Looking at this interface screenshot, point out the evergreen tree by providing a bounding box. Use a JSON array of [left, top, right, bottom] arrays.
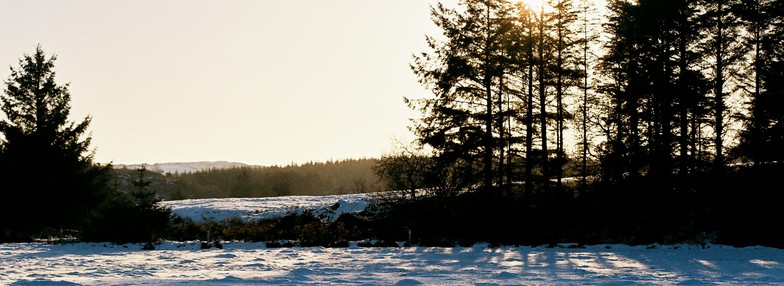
[[521, 3, 538, 199], [549, 0, 581, 188], [230, 168, 253, 197], [83, 166, 171, 243], [598, 0, 713, 192], [517, 3, 537, 198], [673, 0, 711, 182], [0, 46, 110, 240], [576, 0, 602, 191], [699, 0, 746, 170], [737, 0, 784, 164], [536, 2, 552, 193], [409, 0, 515, 195], [131, 166, 160, 208], [599, 0, 646, 186]]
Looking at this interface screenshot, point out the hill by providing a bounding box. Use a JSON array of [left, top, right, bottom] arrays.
[[113, 161, 255, 174]]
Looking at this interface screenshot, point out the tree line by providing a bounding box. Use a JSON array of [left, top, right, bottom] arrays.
[[373, 0, 784, 246], [112, 159, 381, 200], [402, 0, 784, 196]]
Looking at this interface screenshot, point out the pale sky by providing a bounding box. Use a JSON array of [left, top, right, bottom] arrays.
[[1, 0, 445, 166]]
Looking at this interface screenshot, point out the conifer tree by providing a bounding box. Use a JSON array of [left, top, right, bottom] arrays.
[[737, 0, 784, 164], [0, 46, 109, 238], [700, 0, 745, 170], [576, 0, 601, 191], [410, 0, 515, 195], [549, 0, 581, 188]]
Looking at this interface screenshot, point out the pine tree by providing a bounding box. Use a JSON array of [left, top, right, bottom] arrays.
[[599, 0, 646, 186], [0, 46, 109, 239], [576, 0, 601, 191], [516, 2, 538, 199], [737, 0, 784, 164], [409, 0, 515, 195], [699, 0, 745, 170], [549, 0, 581, 189]]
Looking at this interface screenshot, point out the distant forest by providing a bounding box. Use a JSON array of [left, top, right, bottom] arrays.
[[111, 159, 381, 200]]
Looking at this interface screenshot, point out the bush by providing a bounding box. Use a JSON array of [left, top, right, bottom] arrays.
[[81, 190, 172, 243]]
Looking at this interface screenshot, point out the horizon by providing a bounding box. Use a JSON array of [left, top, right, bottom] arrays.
[[109, 157, 379, 167], [0, 1, 453, 166]]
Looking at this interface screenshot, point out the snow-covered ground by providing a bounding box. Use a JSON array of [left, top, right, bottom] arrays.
[[2, 242, 784, 285], [3, 194, 784, 285], [161, 193, 372, 222]]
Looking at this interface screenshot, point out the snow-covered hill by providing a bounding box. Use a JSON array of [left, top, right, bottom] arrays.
[[113, 161, 259, 174], [162, 193, 372, 222]]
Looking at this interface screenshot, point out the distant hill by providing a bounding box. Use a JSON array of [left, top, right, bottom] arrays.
[[113, 161, 259, 174]]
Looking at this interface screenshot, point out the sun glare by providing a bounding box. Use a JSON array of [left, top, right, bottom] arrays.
[[518, 0, 546, 10]]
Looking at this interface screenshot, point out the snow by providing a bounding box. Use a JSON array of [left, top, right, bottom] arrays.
[[162, 193, 372, 222], [2, 242, 784, 285], [3, 194, 784, 285]]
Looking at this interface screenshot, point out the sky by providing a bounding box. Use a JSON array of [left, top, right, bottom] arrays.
[[0, 0, 447, 166]]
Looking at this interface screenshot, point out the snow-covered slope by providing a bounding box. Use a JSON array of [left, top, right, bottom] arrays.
[[113, 161, 258, 174], [162, 193, 372, 222]]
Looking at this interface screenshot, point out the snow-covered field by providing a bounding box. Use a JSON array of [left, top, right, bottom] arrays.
[[3, 242, 784, 285], [161, 193, 372, 222], [3, 194, 784, 285]]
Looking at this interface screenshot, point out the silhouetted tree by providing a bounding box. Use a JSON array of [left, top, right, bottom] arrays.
[[598, 0, 716, 192], [700, 0, 746, 170], [374, 148, 432, 200], [0, 46, 110, 240], [84, 166, 171, 243], [576, 0, 601, 191], [518, 3, 538, 198], [737, 0, 784, 164], [548, 0, 581, 188], [673, 0, 711, 184], [410, 0, 516, 195]]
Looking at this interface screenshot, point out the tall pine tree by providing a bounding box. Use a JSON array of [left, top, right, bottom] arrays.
[[0, 46, 109, 240], [410, 0, 515, 195]]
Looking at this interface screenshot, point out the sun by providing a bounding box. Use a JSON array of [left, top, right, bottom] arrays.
[[518, 0, 546, 10]]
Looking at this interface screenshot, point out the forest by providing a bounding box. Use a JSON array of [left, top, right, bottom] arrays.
[[1, 0, 783, 247], [373, 0, 784, 247], [111, 159, 380, 200]]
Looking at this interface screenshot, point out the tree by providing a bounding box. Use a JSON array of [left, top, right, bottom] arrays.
[[576, 0, 602, 191], [131, 166, 160, 208], [230, 168, 253, 197], [599, 0, 647, 186], [374, 146, 432, 200], [410, 0, 515, 195], [536, 2, 552, 193], [0, 46, 110, 240], [548, 0, 581, 188], [83, 166, 171, 243], [737, 0, 784, 164], [700, 0, 746, 170], [518, 2, 537, 198], [598, 0, 716, 192]]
